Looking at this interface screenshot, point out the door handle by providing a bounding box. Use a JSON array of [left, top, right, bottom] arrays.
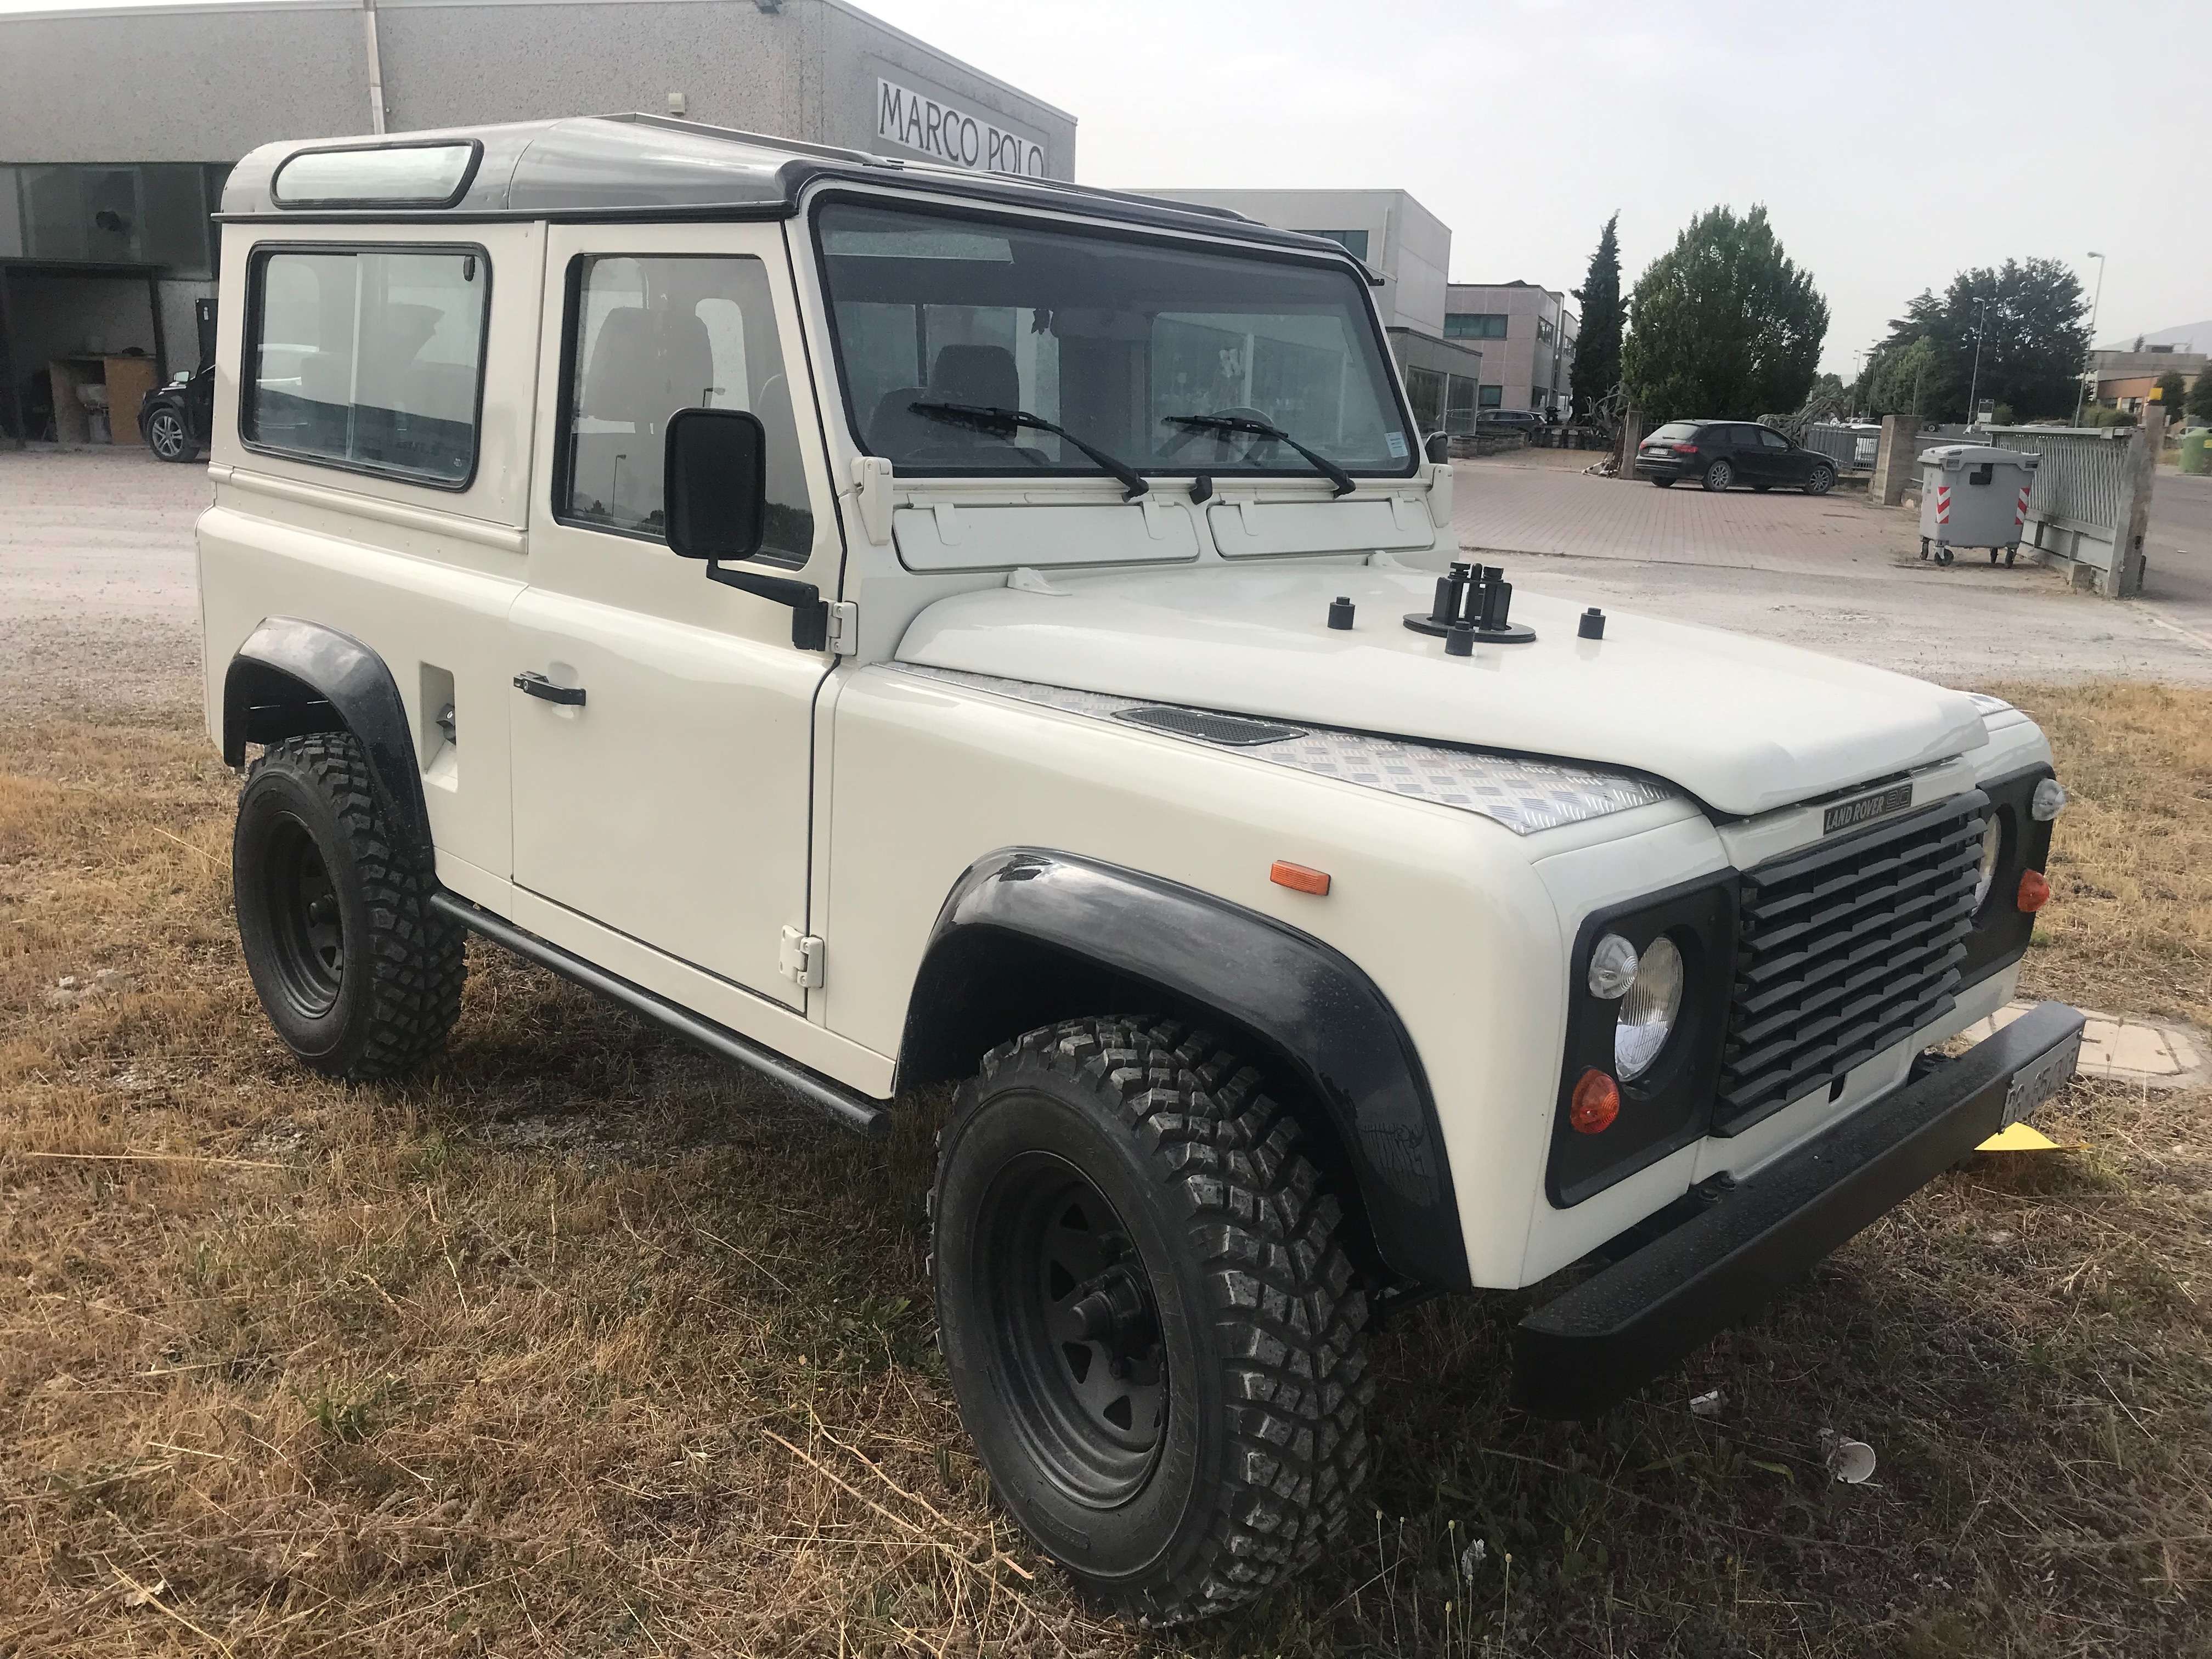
[[513, 671, 585, 707]]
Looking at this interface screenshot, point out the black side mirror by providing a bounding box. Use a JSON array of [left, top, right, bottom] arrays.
[[665, 406, 766, 563], [1424, 431, 1452, 465], [663, 406, 830, 651]]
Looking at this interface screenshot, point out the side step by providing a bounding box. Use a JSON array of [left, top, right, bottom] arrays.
[[428, 891, 889, 1138]]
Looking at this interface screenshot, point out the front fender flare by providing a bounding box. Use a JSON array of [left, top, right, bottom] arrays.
[[222, 617, 430, 851], [901, 849, 1467, 1288]]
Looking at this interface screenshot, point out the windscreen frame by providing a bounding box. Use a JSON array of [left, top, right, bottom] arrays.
[[805, 188, 1420, 486]]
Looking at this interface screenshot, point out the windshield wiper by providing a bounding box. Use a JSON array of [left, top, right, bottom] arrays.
[[908, 400, 1148, 501], [1162, 413, 1357, 497]]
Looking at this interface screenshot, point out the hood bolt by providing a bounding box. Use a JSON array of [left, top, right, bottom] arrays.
[[1328, 596, 1356, 630], [1578, 607, 1606, 640]]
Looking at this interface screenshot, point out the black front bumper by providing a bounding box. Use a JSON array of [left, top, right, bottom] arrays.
[[1513, 1000, 2085, 1419]]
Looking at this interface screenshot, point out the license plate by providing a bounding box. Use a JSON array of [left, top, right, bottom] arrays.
[[2002, 1030, 2082, 1126]]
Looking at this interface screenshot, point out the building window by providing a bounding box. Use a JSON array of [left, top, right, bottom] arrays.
[[1403, 364, 1445, 434], [1478, 383, 1503, 408], [244, 245, 489, 487], [1444, 374, 1479, 435], [1444, 313, 1509, 340], [14, 163, 229, 278], [1296, 229, 1369, 261]]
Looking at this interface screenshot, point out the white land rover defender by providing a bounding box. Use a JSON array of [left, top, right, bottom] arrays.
[[199, 116, 2084, 1623]]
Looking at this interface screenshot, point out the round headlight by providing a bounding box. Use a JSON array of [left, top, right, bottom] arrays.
[[1615, 934, 1684, 1081], [1972, 816, 2002, 911], [1588, 932, 1640, 999], [2032, 778, 2067, 821]]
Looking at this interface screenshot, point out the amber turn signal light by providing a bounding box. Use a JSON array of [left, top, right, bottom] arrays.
[[2017, 869, 2051, 913], [1269, 861, 1331, 896], [1569, 1068, 1620, 1134]]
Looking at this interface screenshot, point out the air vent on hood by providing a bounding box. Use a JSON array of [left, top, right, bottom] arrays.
[[1111, 706, 1306, 746]]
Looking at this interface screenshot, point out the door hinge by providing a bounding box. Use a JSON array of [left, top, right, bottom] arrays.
[[826, 600, 859, 657], [780, 926, 825, 989]]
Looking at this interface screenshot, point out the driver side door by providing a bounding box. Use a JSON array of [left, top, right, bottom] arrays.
[[506, 224, 842, 1009]]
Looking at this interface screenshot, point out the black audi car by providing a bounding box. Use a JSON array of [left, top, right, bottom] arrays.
[[139, 296, 217, 464], [1633, 419, 1836, 494]]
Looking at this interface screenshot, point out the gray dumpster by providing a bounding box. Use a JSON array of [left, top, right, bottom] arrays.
[[1918, 443, 2041, 566]]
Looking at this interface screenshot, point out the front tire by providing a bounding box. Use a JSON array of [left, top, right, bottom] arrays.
[[145, 405, 196, 463], [1803, 463, 1835, 495], [1702, 459, 1734, 492], [233, 731, 464, 1080], [933, 1018, 1372, 1625]]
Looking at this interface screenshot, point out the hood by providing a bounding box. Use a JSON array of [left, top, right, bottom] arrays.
[[893, 562, 1988, 817]]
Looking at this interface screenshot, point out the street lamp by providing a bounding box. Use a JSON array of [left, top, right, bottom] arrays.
[[1966, 300, 1990, 430], [2072, 251, 2106, 427]]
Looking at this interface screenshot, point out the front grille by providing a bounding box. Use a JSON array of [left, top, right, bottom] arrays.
[[1713, 793, 1987, 1134]]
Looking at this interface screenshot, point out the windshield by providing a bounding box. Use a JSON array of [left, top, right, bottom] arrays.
[[815, 200, 1414, 481]]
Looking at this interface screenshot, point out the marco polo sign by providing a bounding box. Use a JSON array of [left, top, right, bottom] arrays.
[[877, 77, 1047, 178]]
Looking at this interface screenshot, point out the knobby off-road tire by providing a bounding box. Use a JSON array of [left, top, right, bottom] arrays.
[[233, 731, 464, 1080], [933, 1017, 1373, 1625]]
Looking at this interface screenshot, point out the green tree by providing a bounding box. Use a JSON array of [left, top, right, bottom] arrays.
[[1862, 336, 1939, 420], [2154, 369, 2188, 415], [2189, 368, 2212, 424], [1859, 259, 2088, 423], [1620, 205, 1827, 423], [1568, 212, 1622, 423]]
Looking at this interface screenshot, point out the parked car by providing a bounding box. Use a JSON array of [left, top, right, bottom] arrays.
[[1476, 407, 1545, 436], [1634, 419, 1837, 493], [139, 356, 215, 463], [199, 115, 2081, 1626]]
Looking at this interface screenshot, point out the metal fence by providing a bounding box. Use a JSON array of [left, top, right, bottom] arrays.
[[1983, 427, 2135, 533], [1804, 423, 1882, 471]]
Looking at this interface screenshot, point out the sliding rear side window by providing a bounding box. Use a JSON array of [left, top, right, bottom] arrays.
[[242, 244, 489, 488]]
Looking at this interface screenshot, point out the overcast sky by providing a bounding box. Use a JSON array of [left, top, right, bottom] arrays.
[[857, 0, 2207, 375], [5, 0, 2204, 374]]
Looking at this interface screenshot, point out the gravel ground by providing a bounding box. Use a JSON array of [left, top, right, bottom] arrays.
[[5, 447, 2209, 733], [0, 447, 208, 721]]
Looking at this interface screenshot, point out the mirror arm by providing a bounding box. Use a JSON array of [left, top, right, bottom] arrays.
[[704, 562, 831, 652]]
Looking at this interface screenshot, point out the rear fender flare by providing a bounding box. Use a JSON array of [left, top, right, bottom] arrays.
[[899, 849, 1468, 1288], [222, 617, 430, 852]]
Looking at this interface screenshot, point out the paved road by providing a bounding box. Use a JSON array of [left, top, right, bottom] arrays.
[[2144, 469, 2212, 638], [1448, 458, 2212, 685], [4, 446, 2210, 729]]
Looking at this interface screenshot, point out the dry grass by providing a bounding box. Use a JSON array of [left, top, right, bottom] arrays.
[[2, 687, 2208, 1657]]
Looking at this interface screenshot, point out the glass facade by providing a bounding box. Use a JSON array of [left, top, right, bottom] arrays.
[[9, 163, 229, 276]]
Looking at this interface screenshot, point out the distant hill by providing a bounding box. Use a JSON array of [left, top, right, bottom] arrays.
[[2099, 319, 2209, 352]]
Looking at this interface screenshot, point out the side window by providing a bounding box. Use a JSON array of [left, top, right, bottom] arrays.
[[1759, 427, 1790, 450], [561, 253, 814, 563], [244, 245, 487, 485]]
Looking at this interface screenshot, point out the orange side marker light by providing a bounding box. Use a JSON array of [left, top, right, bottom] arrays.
[[2017, 870, 2051, 913], [1269, 861, 1331, 896], [1570, 1069, 1620, 1134]]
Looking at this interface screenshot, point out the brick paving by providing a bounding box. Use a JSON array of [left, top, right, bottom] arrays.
[[1959, 1002, 2208, 1090]]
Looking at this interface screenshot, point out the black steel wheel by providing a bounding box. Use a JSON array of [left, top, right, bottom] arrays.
[[234, 731, 464, 1079], [978, 1152, 1167, 1505], [1702, 459, 1734, 491], [145, 405, 195, 462], [934, 1018, 1372, 1625], [258, 814, 346, 1018], [1804, 462, 1835, 495]]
